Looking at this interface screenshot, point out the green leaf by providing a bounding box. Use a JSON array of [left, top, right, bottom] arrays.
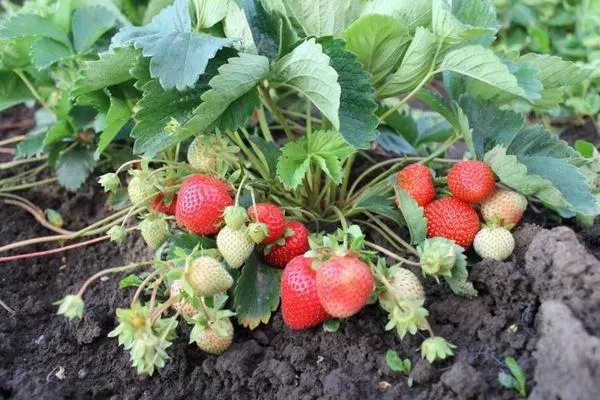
[[0, 71, 33, 112], [0, 13, 71, 47], [504, 357, 527, 397], [143, 0, 174, 24], [376, 27, 437, 98], [459, 95, 524, 160], [44, 120, 72, 146], [178, 52, 269, 151], [272, 38, 341, 129], [95, 96, 131, 159], [498, 371, 517, 390], [518, 53, 593, 89], [111, 0, 233, 90], [439, 45, 527, 101], [341, 14, 410, 86], [223, 1, 257, 54], [119, 274, 143, 289], [53, 0, 72, 32], [393, 187, 427, 245], [248, 135, 280, 179], [283, 0, 359, 37], [386, 350, 411, 373], [233, 251, 282, 329], [361, 0, 432, 32], [485, 146, 598, 218], [351, 183, 401, 224], [254, 0, 300, 58], [432, 0, 496, 50], [132, 79, 207, 156], [30, 38, 72, 70], [72, 0, 131, 25], [56, 148, 96, 191], [72, 6, 117, 53], [277, 130, 354, 189], [72, 47, 139, 96], [321, 38, 379, 149], [194, 0, 230, 28], [15, 130, 46, 159]]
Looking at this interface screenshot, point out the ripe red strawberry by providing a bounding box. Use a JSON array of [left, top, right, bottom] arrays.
[[281, 256, 330, 330], [424, 197, 480, 248], [247, 203, 286, 244], [151, 193, 177, 215], [262, 221, 309, 268], [395, 163, 435, 207], [316, 255, 374, 318], [447, 161, 496, 204], [176, 175, 233, 235]]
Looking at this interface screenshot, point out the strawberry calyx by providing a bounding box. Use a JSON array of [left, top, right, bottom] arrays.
[[247, 222, 269, 244], [420, 337, 457, 363], [223, 205, 248, 230]]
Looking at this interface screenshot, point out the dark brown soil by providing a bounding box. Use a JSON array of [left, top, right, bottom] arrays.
[[1, 108, 600, 400]]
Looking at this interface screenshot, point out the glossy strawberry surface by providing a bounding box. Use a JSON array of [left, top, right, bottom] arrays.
[[281, 256, 330, 330], [176, 175, 233, 235], [424, 197, 480, 248], [395, 163, 436, 207], [263, 221, 309, 268], [316, 255, 374, 318], [247, 203, 286, 244], [447, 161, 495, 204]]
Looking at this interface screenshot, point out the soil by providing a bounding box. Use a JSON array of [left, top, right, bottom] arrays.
[[2, 107, 600, 400]]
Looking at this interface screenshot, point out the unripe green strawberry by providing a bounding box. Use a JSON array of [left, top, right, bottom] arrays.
[[196, 317, 234, 354], [480, 189, 527, 229], [128, 175, 155, 205], [216, 226, 255, 269], [473, 227, 515, 261], [380, 268, 425, 312], [417, 238, 458, 279], [139, 216, 169, 249], [170, 280, 196, 317], [247, 222, 268, 244], [223, 206, 248, 230], [187, 136, 217, 172], [186, 256, 233, 297]]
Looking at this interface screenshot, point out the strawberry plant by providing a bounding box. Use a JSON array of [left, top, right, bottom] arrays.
[[495, 0, 600, 127], [1, 0, 599, 379]]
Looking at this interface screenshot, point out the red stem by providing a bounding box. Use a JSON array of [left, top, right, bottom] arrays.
[[0, 236, 109, 263]]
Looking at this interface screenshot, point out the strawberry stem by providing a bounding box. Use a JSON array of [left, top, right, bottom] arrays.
[[131, 268, 165, 306], [77, 261, 154, 297], [364, 241, 420, 267], [365, 212, 418, 255], [0, 177, 58, 193]]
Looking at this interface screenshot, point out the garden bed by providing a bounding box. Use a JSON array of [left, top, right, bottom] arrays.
[[1, 108, 599, 399]]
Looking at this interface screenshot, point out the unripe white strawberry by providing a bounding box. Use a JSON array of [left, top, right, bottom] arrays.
[[186, 256, 233, 297], [139, 216, 169, 249], [473, 227, 515, 261], [380, 268, 425, 312], [217, 226, 255, 268], [196, 317, 234, 354], [128, 175, 155, 205], [187, 136, 217, 172], [480, 189, 527, 229], [170, 280, 196, 317]]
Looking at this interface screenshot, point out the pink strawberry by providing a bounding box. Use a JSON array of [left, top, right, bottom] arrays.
[[316, 255, 374, 318]]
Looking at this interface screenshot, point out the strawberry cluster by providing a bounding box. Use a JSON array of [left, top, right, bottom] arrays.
[[396, 161, 528, 261]]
